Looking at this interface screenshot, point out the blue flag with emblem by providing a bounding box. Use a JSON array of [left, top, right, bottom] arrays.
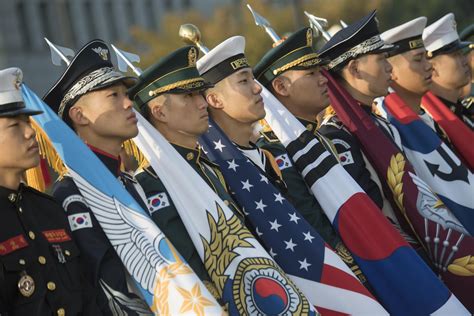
[[21, 84, 224, 315], [199, 119, 387, 315]]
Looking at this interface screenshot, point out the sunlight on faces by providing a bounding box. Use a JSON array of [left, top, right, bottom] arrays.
[[389, 48, 433, 95], [207, 68, 265, 124], [69, 83, 138, 142], [273, 66, 329, 116], [149, 91, 209, 137], [0, 115, 39, 171], [345, 53, 393, 98], [430, 50, 470, 90]]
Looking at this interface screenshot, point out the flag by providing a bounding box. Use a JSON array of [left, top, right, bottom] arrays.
[[133, 113, 317, 315], [381, 92, 474, 310], [21, 84, 223, 315], [258, 80, 468, 315], [422, 92, 474, 170], [199, 118, 386, 315]]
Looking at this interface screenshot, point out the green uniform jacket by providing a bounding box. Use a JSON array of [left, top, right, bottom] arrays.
[[257, 118, 368, 286], [135, 144, 243, 287]]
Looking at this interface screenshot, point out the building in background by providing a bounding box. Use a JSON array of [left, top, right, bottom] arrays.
[[0, 0, 230, 94]]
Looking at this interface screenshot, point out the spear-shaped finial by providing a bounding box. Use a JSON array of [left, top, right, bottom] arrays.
[[110, 44, 142, 76], [178, 24, 209, 54], [246, 4, 281, 42], [304, 11, 332, 41], [340, 20, 348, 28], [44, 38, 75, 66]]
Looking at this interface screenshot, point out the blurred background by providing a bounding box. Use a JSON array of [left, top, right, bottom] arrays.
[[0, 0, 472, 94]]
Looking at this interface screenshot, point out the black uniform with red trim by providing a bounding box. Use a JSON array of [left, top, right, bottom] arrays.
[[0, 183, 101, 316], [51, 146, 151, 316]]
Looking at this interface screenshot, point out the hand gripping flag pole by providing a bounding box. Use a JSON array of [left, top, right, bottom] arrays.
[[112, 45, 318, 316], [244, 10, 469, 315]]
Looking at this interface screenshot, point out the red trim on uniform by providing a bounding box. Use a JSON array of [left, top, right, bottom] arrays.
[[42, 229, 71, 243], [0, 235, 28, 255], [87, 144, 120, 160]]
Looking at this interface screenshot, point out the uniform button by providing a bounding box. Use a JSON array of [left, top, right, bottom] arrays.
[[64, 250, 70, 256], [47, 281, 56, 291], [57, 307, 65, 316], [186, 152, 194, 160], [38, 256, 46, 264], [306, 123, 313, 131], [28, 231, 35, 240], [18, 207, 23, 213], [8, 193, 17, 202], [223, 200, 230, 205], [19, 259, 26, 265]]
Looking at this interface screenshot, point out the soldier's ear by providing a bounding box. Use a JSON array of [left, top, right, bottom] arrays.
[[149, 98, 167, 123], [68, 104, 89, 127], [272, 76, 290, 97], [346, 59, 360, 78], [205, 91, 224, 110]]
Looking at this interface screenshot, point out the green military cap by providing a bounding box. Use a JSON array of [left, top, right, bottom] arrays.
[[253, 27, 329, 87], [128, 46, 212, 110]]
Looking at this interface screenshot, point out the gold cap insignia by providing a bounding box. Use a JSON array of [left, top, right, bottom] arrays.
[[188, 47, 197, 66], [306, 28, 313, 47], [92, 47, 109, 61], [452, 20, 457, 31], [18, 273, 35, 297], [13, 69, 22, 90]]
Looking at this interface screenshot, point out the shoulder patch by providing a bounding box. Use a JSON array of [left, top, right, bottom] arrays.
[[68, 212, 93, 231], [274, 153, 293, 170], [338, 151, 354, 166], [331, 138, 351, 150], [62, 194, 88, 211], [147, 192, 170, 215]]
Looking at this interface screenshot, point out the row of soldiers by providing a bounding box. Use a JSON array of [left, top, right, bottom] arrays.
[[0, 8, 473, 315]]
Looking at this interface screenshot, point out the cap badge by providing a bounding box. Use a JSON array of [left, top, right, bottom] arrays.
[[92, 47, 109, 61], [452, 20, 457, 31], [13, 69, 22, 90], [306, 28, 313, 47], [188, 47, 197, 66]]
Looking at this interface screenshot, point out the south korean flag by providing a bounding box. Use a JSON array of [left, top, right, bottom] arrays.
[[147, 192, 170, 215], [275, 153, 292, 171]]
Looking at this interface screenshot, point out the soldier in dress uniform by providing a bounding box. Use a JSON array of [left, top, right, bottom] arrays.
[[42, 40, 151, 315], [315, 11, 433, 261], [128, 46, 243, 292], [381, 17, 454, 146], [0, 67, 101, 315], [252, 27, 371, 286], [423, 13, 474, 130]]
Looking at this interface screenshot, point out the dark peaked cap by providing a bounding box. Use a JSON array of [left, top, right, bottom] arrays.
[[319, 10, 395, 71], [43, 39, 135, 121]]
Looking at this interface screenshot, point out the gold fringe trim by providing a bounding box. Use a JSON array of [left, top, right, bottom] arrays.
[[30, 119, 68, 178], [272, 53, 321, 76], [148, 78, 205, 97], [25, 165, 46, 192], [122, 139, 149, 170]]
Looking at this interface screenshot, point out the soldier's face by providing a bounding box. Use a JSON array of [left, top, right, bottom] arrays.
[[0, 115, 39, 172], [356, 53, 393, 98], [430, 50, 470, 90], [73, 83, 138, 141], [279, 66, 329, 115], [216, 68, 265, 124], [389, 48, 433, 95], [156, 91, 209, 137]]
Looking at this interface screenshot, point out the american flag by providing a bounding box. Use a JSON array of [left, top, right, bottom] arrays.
[[200, 118, 386, 315]]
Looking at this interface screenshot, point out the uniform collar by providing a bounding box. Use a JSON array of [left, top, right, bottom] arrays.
[[296, 116, 318, 134], [0, 182, 26, 203], [88, 145, 121, 177], [171, 143, 203, 165]]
